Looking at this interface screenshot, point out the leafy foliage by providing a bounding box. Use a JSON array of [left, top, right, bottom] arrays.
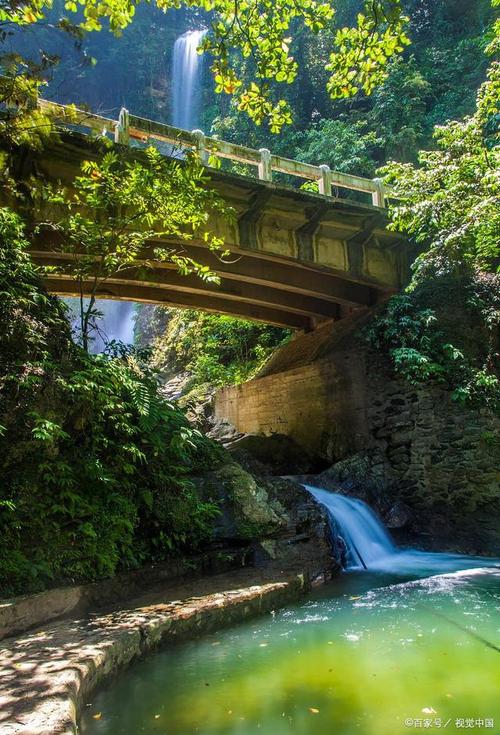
[[0, 208, 224, 596], [365, 272, 500, 412], [1, 0, 412, 134], [292, 119, 381, 177], [142, 307, 291, 388], [40, 145, 232, 350], [368, 30, 500, 411], [381, 70, 500, 275]]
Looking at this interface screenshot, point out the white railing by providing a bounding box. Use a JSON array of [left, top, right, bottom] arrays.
[[38, 99, 387, 208]]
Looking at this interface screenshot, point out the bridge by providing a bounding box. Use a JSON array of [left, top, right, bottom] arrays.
[[28, 100, 410, 330]]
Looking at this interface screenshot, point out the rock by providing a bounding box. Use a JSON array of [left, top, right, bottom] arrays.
[[311, 449, 398, 512], [192, 460, 335, 575], [206, 419, 244, 445], [159, 371, 192, 401], [193, 461, 288, 541], [224, 432, 324, 475], [385, 501, 412, 529]]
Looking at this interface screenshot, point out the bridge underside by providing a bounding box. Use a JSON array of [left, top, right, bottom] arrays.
[[26, 134, 410, 330], [37, 245, 372, 330]]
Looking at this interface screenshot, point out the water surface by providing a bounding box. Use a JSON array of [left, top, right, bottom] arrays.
[[81, 566, 500, 735]]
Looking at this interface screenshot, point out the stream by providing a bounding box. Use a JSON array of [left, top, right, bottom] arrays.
[[80, 487, 500, 735]]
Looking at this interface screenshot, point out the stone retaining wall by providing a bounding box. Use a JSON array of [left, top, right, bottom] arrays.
[[0, 550, 249, 642]]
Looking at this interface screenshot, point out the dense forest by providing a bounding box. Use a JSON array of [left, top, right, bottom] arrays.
[[0, 0, 498, 598]]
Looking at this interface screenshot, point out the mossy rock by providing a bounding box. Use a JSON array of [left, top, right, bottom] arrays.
[[193, 461, 288, 541]]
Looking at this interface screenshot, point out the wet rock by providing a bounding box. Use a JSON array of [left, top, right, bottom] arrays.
[[193, 461, 288, 541], [192, 461, 335, 574], [385, 501, 412, 529], [312, 449, 398, 512]]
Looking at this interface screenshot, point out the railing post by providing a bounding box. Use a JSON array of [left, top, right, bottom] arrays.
[[114, 107, 130, 145], [258, 148, 272, 182], [372, 178, 386, 208], [192, 129, 209, 164], [318, 164, 332, 196]]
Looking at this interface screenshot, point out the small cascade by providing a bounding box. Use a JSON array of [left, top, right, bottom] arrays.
[[171, 29, 207, 130], [305, 485, 498, 575], [305, 486, 396, 569]]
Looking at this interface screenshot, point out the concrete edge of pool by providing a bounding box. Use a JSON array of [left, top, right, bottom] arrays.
[[0, 567, 327, 735]]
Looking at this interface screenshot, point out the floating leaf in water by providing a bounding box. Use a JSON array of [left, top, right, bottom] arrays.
[[92, 713, 102, 720], [259, 643, 268, 647], [309, 707, 320, 714], [154, 715, 160, 719]]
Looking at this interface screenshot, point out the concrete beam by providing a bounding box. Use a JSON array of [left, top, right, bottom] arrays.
[[45, 277, 314, 330], [32, 253, 341, 320], [32, 231, 378, 307]]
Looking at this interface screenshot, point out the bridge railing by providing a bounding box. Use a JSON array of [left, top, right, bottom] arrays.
[[38, 99, 387, 208]]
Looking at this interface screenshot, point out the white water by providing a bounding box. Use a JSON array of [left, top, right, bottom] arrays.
[[306, 486, 395, 568], [66, 298, 135, 353], [305, 485, 499, 576], [89, 300, 135, 352], [172, 29, 207, 130]]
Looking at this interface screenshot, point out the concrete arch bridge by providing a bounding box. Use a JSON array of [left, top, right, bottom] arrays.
[[29, 101, 411, 331]]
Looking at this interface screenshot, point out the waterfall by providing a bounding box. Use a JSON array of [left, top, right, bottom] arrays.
[[66, 31, 208, 351], [66, 298, 135, 353], [305, 485, 497, 575], [89, 300, 135, 352], [172, 29, 207, 130], [305, 486, 396, 569]]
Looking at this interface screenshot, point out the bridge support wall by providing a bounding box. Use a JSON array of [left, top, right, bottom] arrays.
[[214, 318, 370, 460]]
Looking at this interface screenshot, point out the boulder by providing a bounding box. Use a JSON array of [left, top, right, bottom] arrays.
[[313, 448, 398, 512], [385, 501, 412, 529], [192, 459, 336, 576], [224, 432, 324, 475], [193, 461, 289, 542]]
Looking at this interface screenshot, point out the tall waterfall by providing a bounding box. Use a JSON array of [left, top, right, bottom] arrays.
[[171, 29, 207, 130], [66, 298, 135, 353], [68, 31, 207, 351], [89, 300, 135, 352]]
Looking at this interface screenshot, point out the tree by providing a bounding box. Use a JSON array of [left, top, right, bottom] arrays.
[[381, 61, 499, 277], [367, 31, 500, 411], [1, 0, 410, 135], [41, 145, 232, 350], [293, 118, 382, 177]]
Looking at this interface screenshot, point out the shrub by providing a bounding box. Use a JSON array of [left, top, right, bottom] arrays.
[[0, 208, 223, 596]]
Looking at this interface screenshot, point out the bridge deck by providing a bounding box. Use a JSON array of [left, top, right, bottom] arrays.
[[22, 102, 409, 330]]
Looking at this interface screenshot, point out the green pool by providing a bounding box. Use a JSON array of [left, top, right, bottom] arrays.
[[80, 565, 500, 735]]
